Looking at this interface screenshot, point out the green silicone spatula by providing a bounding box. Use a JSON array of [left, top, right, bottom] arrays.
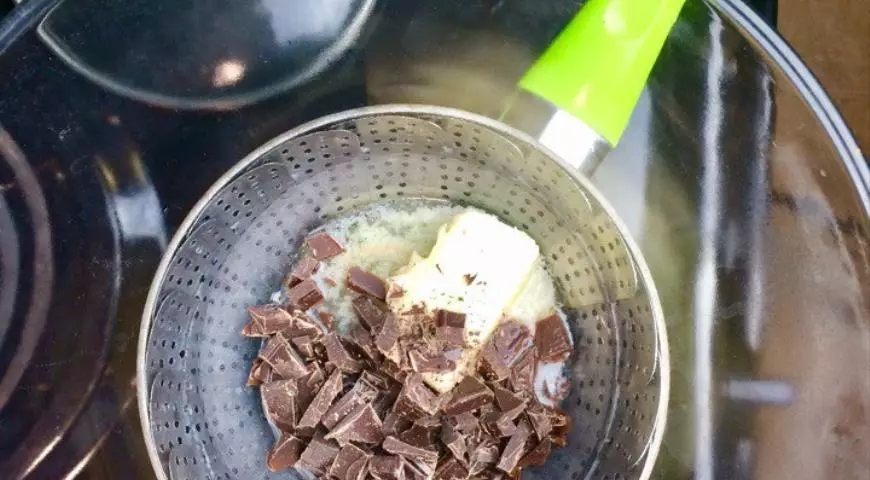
[[502, 0, 687, 173]]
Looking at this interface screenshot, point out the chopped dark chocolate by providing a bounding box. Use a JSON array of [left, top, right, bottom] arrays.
[[375, 313, 401, 362], [408, 349, 455, 373], [369, 455, 406, 480], [509, 348, 536, 394], [483, 409, 518, 437], [259, 335, 309, 379], [526, 403, 553, 440], [262, 379, 302, 431], [297, 369, 344, 431], [290, 255, 320, 284], [284, 310, 326, 339], [436, 309, 466, 329], [322, 332, 364, 373], [490, 320, 533, 366], [346, 456, 369, 480], [322, 377, 379, 429], [441, 423, 468, 466], [434, 458, 469, 480], [478, 342, 510, 381], [451, 411, 479, 433], [291, 335, 319, 360], [267, 434, 305, 472], [318, 310, 336, 331], [306, 231, 345, 260], [247, 358, 271, 386], [244, 304, 295, 336], [518, 438, 552, 468], [383, 436, 439, 465], [347, 324, 383, 363], [493, 386, 526, 412], [497, 420, 531, 474], [467, 442, 500, 475], [298, 438, 340, 474], [404, 459, 431, 480], [549, 407, 572, 447], [394, 374, 440, 420], [288, 279, 325, 311], [352, 295, 391, 331], [400, 422, 437, 449], [435, 310, 466, 347], [329, 444, 371, 480], [535, 313, 572, 362], [347, 266, 387, 300], [325, 403, 384, 445], [382, 410, 413, 436], [443, 376, 494, 415], [381, 359, 409, 383], [387, 283, 405, 299]]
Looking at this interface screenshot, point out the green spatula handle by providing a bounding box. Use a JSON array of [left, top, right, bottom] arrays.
[[520, 0, 686, 145]]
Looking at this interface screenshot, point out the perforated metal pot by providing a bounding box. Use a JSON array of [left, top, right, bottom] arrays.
[[137, 105, 669, 480]]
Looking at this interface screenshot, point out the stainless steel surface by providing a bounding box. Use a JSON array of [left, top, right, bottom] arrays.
[[137, 105, 669, 480]]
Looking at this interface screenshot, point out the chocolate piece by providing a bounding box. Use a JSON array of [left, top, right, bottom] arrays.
[[322, 333, 364, 373], [381, 359, 409, 383], [491, 320, 532, 366], [493, 386, 526, 412], [346, 456, 369, 480], [549, 407, 572, 447], [359, 369, 392, 391], [382, 410, 413, 436], [318, 310, 336, 331], [306, 231, 345, 260], [304, 362, 327, 390], [259, 335, 309, 379], [329, 444, 371, 480], [288, 279, 325, 311], [478, 343, 510, 381], [267, 434, 305, 472], [291, 335, 319, 359], [534, 314, 572, 362], [408, 349, 455, 373], [298, 438, 340, 474], [451, 411, 478, 433], [243, 304, 294, 336], [435, 310, 466, 347], [400, 422, 437, 449], [434, 458, 469, 480], [325, 403, 384, 445], [441, 423, 468, 466], [526, 404, 553, 440], [443, 376, 494, 415], [322, 377, 379, 429], [346, 324, 383, 363], [284, 310, 326, 339], [467, 443, 500, 475], [247, 358, 271, 386], [387, 283, 405, 299], [369, 455, 405, 480], [394, 374, 440, 420], [290, 255, 320, 284], [375, 313, 401, 362], [383, 436, 439, 465], [298, 369, 344, 431], [483, 410, 518, 438], [404, 459, 431, 480], [262, 379, 302, 431], [509, 348, 536, 394], [519, 438, 552, 468], [352, 295, 390, 331], [497, 421, 531, 474], [347, 266, 387, 300]]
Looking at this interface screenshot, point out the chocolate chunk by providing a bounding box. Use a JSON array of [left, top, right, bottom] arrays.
[[352, 295, 391, 331], [443, 376, 494, 415], [322, 377, 379, 429], [329, 444, 371, 480], [451, 411, 479, 433], [400, 422, 437, 449], [383, 436, 439, 465], [436, 309, 466, 328], [518, 438, 552, 468], [493, 386, 526, 412], [347, 324, 383, 363], [509, 348, 536, 393], [404, 459, 431, 480], [387, 283, 405, 299], [381, 359, 409, 383], [267, 434, 305, 471], [394, 374, 440, 420], [284, 310, 327, 339], [259, 335, 309, 379], [322, 333, 364, 373], [497, 421, 531, 474], [347, 266, 387, 300], [408, 349, 455, 373], [441, 423, 468, 466], [434, 458, 469, 480], [325, 403, 384, 445], [247, 358, 271, 386], [491, 320, 533, 365], [243, 304, 295, 336], [318, 310, 336, 331], [478, 342, 510, 381], [526, 403, 553, 440], [288, 279, 325, 311], [298, 369, 344, 431], [290, 255, 320, 285], [549, 407, 572, 447], [467, 443, 500, 475], [262, 379, 302, 431], [298, 438, 340, 474], [306, 231, 346, 260], [346, 456, 369, 480], [534, 314, 572, 362], [382, 410, 413, 436], [359, 369, 392, 391], [483, 409, 518, 438], [369, 455, 405, 480], [375, 313, 401, 362], [291, 335, 319, 360]]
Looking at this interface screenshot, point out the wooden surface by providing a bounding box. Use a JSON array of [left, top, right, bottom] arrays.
[[778, 0, 870, 154]]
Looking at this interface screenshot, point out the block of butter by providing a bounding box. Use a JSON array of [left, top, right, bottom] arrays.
[[388, 210, 541, 392]]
